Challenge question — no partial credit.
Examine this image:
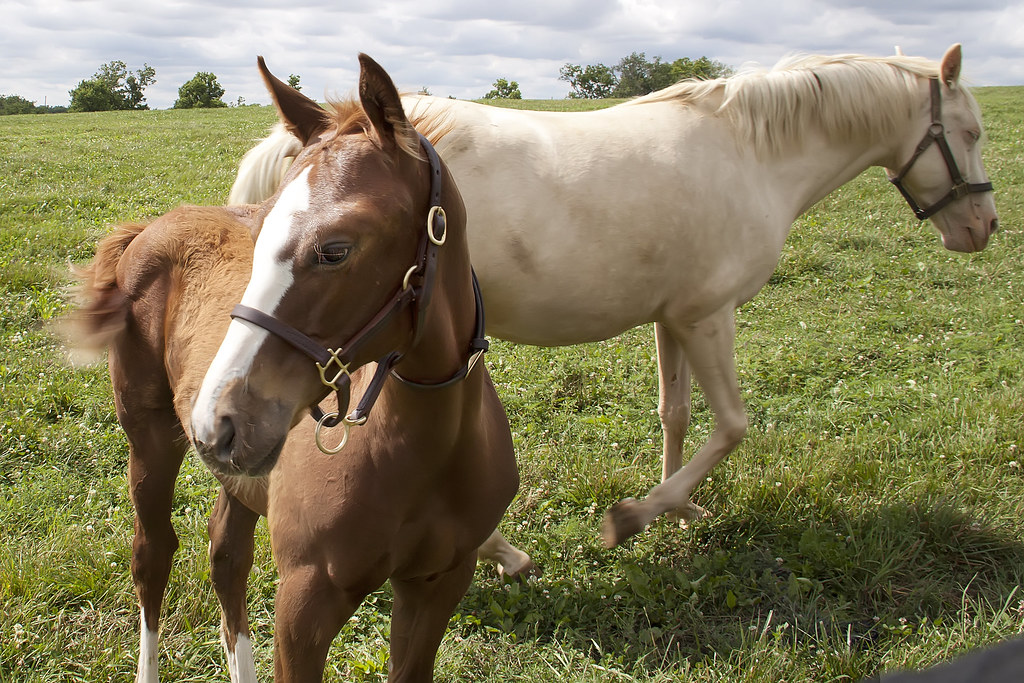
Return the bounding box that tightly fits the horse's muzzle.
[192,402,289,478]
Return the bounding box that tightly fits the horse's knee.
[209,541,250,588]
[719,413,748,449]
[659,402,692,432]
[131,521,178,577]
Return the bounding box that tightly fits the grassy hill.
[0,87,1021,681]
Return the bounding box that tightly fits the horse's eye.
[315,243,350,265]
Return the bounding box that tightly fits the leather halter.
[230,133,488,452]
[888,77,993,220]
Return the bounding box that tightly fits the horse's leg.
[655,322,692,482]
[388,554,477,682]
[121,410,188,683]
[476,528,539,580]
[208,487,260,683]
[272,564,359,682]
[603,306,747,547]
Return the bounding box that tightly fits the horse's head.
[191,54,459,477]
[886,44,998,253]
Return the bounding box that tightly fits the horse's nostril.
[215,416,237,465]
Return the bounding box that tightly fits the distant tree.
[559,63,616,99]
[612,52,680,97]
[124,64,157,109]
[69,78,122,112]
[561,53,733,99]
[174,72,228,109]
[669,56,734,81]
[0,94,38,115]
[287,74,301,91]
[483,78,521,100]
[69,61,155,112]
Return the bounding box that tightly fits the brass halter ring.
[427,206,447,246]
[314,411,351,454]
[402,264,419,291]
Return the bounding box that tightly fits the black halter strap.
[229,133,487,435]
[888,77,993,220]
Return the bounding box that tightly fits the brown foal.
[71,54,520,682]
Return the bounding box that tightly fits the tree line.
[480,51,732,100]
[559,52,733,99]
[0,60,252,115]
[3,52,733,114]
[64,61,238,112]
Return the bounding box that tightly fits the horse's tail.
[227,122,301,205]
[58,223,147,365]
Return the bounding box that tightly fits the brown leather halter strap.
[229,133,488,434]
[889,77,993,220]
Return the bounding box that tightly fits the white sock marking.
[225,633,258,683]
[136,607,158,683]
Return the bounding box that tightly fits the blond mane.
[626,53,951,157]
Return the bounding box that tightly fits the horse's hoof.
[667,501,710,527]
[500,559,542,583]
[602,498,646,548]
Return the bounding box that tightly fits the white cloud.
[1,0,1017,108]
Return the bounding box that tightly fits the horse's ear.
[940,44,962,89]
[357,53,416,152]
[257,56,332,145]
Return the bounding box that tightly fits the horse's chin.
[197,435,286,480]
[939,227,989,253]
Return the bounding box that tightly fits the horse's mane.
[58,222,147,364]
[78,222,148,294]
[626,54,952,157]
[324,95,454,159]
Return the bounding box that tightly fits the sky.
[4,0,1023,109]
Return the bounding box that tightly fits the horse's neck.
[769,128,908,219]
[390,256,476,387]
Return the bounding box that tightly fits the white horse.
[228,44,997,549]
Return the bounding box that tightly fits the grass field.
[1,86,1022,681]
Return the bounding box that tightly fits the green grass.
[1,87,1022,681]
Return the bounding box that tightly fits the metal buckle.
[316,349,351,391]
[466,349,485,376]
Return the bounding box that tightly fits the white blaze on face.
[191,167,313,442]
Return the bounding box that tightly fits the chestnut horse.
[71,55,520,682]
[230,44,998,548]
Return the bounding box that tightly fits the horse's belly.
[485,298,648,345]
[477,254,766,346]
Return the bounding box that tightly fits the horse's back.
[410,97,775,342]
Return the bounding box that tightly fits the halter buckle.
[316,349,352,391]
[466,348,485,376]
